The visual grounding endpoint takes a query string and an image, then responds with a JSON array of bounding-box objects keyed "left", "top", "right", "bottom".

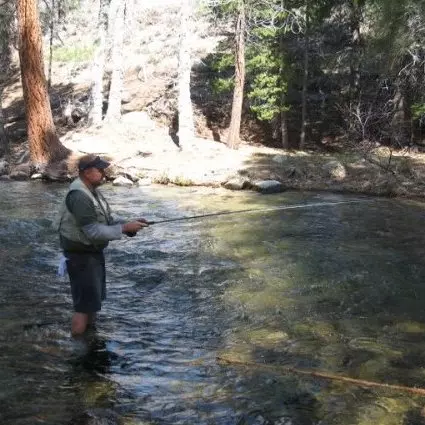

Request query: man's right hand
[{"left": 122, "top": 221, "right": 145, "bottom": 235}]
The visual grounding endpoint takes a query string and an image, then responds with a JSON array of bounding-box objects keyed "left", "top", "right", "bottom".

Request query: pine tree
[{"left": 17, "top": 0, "right": 70, "bottom": 169}]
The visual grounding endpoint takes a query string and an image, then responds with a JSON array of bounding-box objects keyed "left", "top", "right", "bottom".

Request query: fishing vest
[{"left": 57, "top": 178, "right": 113, "bottom": 246}]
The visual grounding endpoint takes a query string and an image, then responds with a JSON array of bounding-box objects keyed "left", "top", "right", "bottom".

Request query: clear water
[{"left": 1, "top": 181, "right": 425, "bottom": 425}]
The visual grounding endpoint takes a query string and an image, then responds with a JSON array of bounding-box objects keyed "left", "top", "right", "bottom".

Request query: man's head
[{"left": 78, "top": 154, "right": 110, "bottom": 187}]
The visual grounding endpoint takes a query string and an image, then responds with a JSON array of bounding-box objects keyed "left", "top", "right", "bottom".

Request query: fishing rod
[{"left": 145, "top": 199, "right": 370, "bottom": 225}]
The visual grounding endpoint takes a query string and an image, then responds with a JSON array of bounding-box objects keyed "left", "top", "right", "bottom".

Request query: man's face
[{"left": 83, "top": 167, "right": 106, "bottom": 187}]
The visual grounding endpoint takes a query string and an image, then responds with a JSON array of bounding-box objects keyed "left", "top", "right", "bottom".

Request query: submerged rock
[{"left": 69, "top": 408, "right": 121, "bottom": 425}]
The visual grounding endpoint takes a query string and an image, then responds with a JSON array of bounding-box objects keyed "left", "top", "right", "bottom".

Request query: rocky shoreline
[{"left": 2, "top": 112, "right": 425, "bottom": 199}]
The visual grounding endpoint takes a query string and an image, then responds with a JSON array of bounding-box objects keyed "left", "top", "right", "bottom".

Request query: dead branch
[{"left": 217, "top": 355, "right": 425, "bottom": 397}]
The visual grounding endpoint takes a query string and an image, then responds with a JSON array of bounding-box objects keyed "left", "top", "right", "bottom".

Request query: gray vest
[{"left": 57, "top": 178, "right": 113, "bottom": 246}]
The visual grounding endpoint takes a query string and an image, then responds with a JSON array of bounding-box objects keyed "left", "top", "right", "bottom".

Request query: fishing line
[{"left": 146, "top": 199, "right": 370, "bottom": 225}]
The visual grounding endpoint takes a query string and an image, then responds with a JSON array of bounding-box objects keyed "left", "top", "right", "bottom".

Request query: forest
[{"left": 0, "top": 0, "right": 425, "bottom": 194}]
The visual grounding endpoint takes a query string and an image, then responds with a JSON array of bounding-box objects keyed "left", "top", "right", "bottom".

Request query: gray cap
[{"left": 78, "top": 155, "right": 110, "bottom": 171}]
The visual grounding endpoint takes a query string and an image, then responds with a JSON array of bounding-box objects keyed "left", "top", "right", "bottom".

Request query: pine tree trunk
[
  {"left": 47, "top": 0, "right": 55, "bottom": 89},
  {"left": 349, "top": 0, "right": 362, "bottom": 106},
  {"left": 0, "top": 1, "right": 13, "bottom": 158},
  {"left": 280, "top": 94, "right": 289, "bottom": 150},
  {"left": 279, "top": 10, "right": 289, "bottom": 150},
  {"left": 227, "top": 1, "right": 245, "bottom": 150},
  {"left": 0, "top": 86, "right": 9, "bottom": 157},
  {"left": 177, "top": 0, "right": 195, "bottom": 147},
  {"left": 299, "top": 0, "right": 309, "bottom": 150},
  {"left": 105, "top": 0, "right": 125, "bottom": 122},
  {"left": 17, "top": 0, "right": 69, "bottom": 169},
  {"left": 90, "top": 0, "right": 108, "bottom": 126}
]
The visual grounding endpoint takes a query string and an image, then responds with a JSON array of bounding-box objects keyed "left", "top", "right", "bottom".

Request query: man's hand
[
  {"left": 122, "top": 221, "right": 146, "bottom": 236},
  {"left": 135, "top": 218, "right": 149, "bottom": 225}
]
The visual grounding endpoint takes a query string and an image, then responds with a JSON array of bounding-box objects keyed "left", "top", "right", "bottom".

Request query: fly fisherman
[{"left": 57, "top": 154, "right": 148, "bottom": 336}]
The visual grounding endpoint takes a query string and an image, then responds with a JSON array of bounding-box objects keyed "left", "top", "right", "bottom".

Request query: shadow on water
[{"left": 2, "top": 182, "right": 425, "bottom": 424}]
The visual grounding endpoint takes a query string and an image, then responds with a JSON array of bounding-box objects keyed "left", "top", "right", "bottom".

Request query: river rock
[
  {"left": 10, "top": 163, "right": 32, "bottom": 180},
  {"left": 324, "top": 160, "right": 346, "bottom": 181},
  {"left": 31, "top": 173, "right": 43, "bottom": 180},
  {"left": 252, "top": 180, "right": 284, "bottom": 194},
  {"left": 222, "top": 176, "right": 250, "bottom": 190},
  {"left": 120, "top": 168, "right": 140, "bottom": 182},
  {"left": 272, "top": 154, "right": 289, "bottom": 164},
  {"left": 112, "top": 176, "right": 133, "bottom": 187},
  {"left": 68, "top": 408, "right": 121, "bottom": 425},
  {"left": 0, "top": 160, "right": 9, "bottom": 175},
  {"left": 137, "top": 177, "right": 152, "bottom": 186}
]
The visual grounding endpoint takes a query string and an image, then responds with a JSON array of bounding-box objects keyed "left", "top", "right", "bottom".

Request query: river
[{"left": 1, "top": 181, "right": 425, "bottom": 425}]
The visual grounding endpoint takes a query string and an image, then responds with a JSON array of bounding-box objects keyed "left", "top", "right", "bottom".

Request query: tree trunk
[
  {"left": 0, "top": 1, "right": 13, "bottom": 158},
  {"left": 47, "top": 0, "right": 55, "bottom": 89},
  {"left": 105, "top": 0, "right": 125, "bottom": 122},
  {"left": 349, "top": 0, "right": 362, "bottom": 106},
  {"left": 227, "top": 1, "right": 245, "bottom": 150},
  {"left": 177, "top": 0, "right": 195, "bottom": 147},
  {"left": 17, "top": 0, "right": 69, "bottom": 169},
  {"left": 90, "top": 0, "right": 109, "bottom": 126},
  {"left": 299, "top": 0, "right": 309, "bottom": 150},
  {"left": 0, "top": 86, "right": 9, "bottom": 157},
  {"left": 279, "top": 6, "right": 289, "bottom": 150}
]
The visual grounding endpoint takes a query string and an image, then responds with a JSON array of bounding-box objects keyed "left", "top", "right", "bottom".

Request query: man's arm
[{"left": 66, "top": 190, "right": 123, "bottom": 242}]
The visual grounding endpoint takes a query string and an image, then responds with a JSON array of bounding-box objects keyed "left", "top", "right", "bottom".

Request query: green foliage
[
  {"left": 51, "top": 45, "right": 95, "bottom": 62},
  {"left": 248, "top": 73, "right": 287, "bottom": 121},
  {"left": 211, "top": 53, "right": 235, "bottom": 72},
  {"left": 212, "top": 77, "right": 235, "bottom": 94},
  {"left": 411, "top": 103, "right": 425, "bottom": 120}
]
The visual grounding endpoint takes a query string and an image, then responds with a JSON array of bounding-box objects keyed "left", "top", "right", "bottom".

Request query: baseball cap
[{"left": 78, "top": 155, "right": 110, "bottom": 171}]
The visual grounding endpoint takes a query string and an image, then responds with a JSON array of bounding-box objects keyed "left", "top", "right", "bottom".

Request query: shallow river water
[{"left": 1, "top": 181, "right": 425, "bottom": 425}]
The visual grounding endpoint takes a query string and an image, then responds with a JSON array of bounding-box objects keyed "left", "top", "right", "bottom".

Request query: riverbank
[{"left": 2, "top": 111, "right": 425, "bottom": 199}]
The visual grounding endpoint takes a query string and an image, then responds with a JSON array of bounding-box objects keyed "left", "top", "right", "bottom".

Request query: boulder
[
  {"left": 112, "top": 176, "right": 133, "bottom": 187},
  {"left": 252, "top": 180, "right": 284, "bottom": 194},
  {"left": 31, "top": 173, "right": 43, "bottom": 180},
  {"left": 324, "top": 160, "right": 346, "bottom": 181},
  {"left": 120, "top": 168, "right": 140, "bottom": 182},
  {"left": 10, "top": 171, "right": 30, "bottom": 181},
  {"left": 137, "top": 177, "right": 152, "bottom": 186},
  {"left": 222, "top": 176, "right": 250, "bottom": 190},
  {"left": 10, "top": 163, "right": 32, "bottom": 181},
  {"left": 0, "top": 159, "right": 9, "bottom": 176}
]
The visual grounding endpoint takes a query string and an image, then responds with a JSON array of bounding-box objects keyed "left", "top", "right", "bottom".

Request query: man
[{"left": 58, "top": 154, "right": 148, "bottom": 335}]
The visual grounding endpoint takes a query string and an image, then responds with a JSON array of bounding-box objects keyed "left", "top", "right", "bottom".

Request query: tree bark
[
  {"left": 105, "top": 0, "right": 125, "bottom": 122},
  {"left": 349, "top": 0, "right": 362, "bottom": 106},
  {"left": 0, "top": 86, "right": 9, "bottom": 157},
  {"left": 0, "top": 0, "right": 13, "bottom": 158},
  {"left": 279, "top": 5, "right": 289, "bottom": 150},
  {"left": 227, "top": 1, "right": 245, "bottom": 150},
  {"left": 17, "top": 0, "right": 69, "bottom": 169},
  {"left": 299, "top": 0, "right": 309, "bottom": 150},
  {"left": 90, "top": 0, "right": 109, "bottom": 126},
  {"left": 177, "top": 0, "right": 195, "bottom": 147},
  {"left": 47, "top": 0, "right": 55, "bottom": 89}
]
